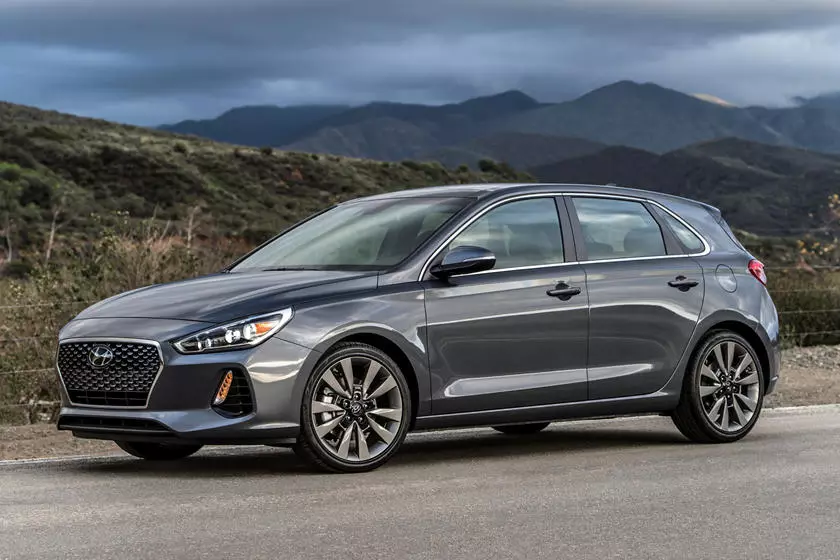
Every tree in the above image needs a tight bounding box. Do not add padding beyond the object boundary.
[0,164,24,263]
[184,204,202,250]
[43,180,88,264]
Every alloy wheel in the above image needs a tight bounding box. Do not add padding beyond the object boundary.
[310,355,404,462]
[698,340,761,433]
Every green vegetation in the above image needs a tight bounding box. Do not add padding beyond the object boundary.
[0,100,530,272]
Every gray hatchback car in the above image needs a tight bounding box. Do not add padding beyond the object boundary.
[56,183,780,472]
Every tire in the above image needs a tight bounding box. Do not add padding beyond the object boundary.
[294,342,412,473]
[671,330,765,443]
[115,441,203,460]
[492,422,550,435]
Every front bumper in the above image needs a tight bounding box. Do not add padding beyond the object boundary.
[56,318,319,444]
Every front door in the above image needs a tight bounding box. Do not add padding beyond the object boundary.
[423,197,589,414]
[568,195,705,400]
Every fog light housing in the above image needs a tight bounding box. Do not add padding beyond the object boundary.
[214,371,234,405]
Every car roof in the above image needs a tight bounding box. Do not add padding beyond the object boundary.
[354,183,717,212]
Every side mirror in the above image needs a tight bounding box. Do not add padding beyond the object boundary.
[430,246,496,278]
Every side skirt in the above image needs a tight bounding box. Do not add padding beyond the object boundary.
[413,391,679,430]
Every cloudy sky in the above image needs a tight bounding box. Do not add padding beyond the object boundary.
[2,0,840,125]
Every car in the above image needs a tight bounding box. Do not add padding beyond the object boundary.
[55,183,780,472]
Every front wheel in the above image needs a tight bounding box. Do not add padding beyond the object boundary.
[671,331,765,443]
[294,343,412,473]
[115,441,203,460]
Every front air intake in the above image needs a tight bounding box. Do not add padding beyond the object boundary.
[212,369,254,417]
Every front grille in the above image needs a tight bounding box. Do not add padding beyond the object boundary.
[57,341,162,407]
[58,416,171,434]
[214,369,254,416]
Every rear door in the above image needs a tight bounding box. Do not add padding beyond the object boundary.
[423,196,589,414]
[567,195,705,400]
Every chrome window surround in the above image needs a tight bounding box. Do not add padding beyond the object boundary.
[56,337,165,410]
[419,192,711,280]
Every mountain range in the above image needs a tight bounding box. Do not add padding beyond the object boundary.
[530,138,840,236]
[162,81,840,168]
[3,92,840,249]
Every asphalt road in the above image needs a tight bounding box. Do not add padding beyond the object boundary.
[2,406,840,560]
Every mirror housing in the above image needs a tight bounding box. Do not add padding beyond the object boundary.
[430,245,496,278]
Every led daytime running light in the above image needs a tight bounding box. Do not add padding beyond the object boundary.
[173,308,293,354]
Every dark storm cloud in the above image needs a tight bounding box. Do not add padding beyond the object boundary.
[2,0,840,123]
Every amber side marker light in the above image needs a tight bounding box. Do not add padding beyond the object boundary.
[214,371,234,405]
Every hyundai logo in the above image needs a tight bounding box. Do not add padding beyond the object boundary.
[88,345,114,368]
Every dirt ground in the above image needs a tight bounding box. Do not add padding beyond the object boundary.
[3,345,840,461]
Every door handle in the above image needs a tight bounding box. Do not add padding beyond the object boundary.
[546,283,582,300]
[668,276,699,290]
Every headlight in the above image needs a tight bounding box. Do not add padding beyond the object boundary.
[173,308,293,354]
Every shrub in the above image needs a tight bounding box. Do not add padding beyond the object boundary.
[260,146,274,156]
[401,160,422,171]
[0,162,23,181]
[477,159,497,173]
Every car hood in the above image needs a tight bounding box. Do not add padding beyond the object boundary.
[74,270,379,323]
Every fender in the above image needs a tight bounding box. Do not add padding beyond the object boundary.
[658,308,765,398]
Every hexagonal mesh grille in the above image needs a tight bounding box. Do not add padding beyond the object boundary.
[57,342,162,407]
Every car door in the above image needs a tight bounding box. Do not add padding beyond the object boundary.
[423,196,589,415]
[567,195,705,400]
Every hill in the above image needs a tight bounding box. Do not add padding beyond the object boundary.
[160,105,349,148]
[424,132,606,169]
[498,81,784,153]
[284,90,544,161]
[530,138,840,235]
[0,101,529,265]
[160,82,840,161]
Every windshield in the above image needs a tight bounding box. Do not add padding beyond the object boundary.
[231,197,470,271]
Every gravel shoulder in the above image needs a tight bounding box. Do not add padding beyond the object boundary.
[3,345,839,461]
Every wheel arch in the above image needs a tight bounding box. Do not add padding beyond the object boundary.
[309,325,427,425]
[333,332,420,428]
[693,320,772,392]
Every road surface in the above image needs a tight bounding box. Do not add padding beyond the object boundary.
[2,406,840,559]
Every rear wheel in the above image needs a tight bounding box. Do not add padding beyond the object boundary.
[672,331,764,443]
[294,343,412,473]
[492,422,550,435]
[115,441,203,460]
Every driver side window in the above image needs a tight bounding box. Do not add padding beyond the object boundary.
[448,198,565,270]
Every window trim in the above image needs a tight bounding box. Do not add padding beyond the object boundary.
[650,204,706,255]
[433,195,569,277]
[418,192,710,280]
[566,195,679,261]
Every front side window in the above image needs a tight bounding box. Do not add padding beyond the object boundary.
[231,197,469,271]
[448,198,564,269]
[572,197,666,260]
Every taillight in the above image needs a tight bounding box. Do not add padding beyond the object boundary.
[748,259,767,286]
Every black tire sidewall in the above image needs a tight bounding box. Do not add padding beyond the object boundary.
[299,343,412,472]
[685,331,765,442]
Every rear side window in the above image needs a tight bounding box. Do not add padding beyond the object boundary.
[449,198,564,269]
[572,197,666,260]
[659,211,706,253]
